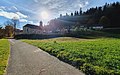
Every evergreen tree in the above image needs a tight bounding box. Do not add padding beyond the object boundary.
[98,7,102,11]
[112,2,116,7]
[60,14,62,17]
[76,11,79,15]
[103,3,107,11]
[80,8,82,15]
[71,13,73,16]
[66,13,69,16]
[74,11,77,16]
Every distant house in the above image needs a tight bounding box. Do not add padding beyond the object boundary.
[23,21,43,34]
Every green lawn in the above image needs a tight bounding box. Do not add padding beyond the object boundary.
[0,39,10,75]
[23,37,120,75]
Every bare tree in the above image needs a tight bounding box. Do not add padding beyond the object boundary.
[4,17,19,37]
[5,25,14,37]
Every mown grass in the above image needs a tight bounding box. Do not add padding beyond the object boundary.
[0,39,10,75]
[23,37,120,75]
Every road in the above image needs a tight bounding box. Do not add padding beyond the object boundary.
[5,39,84,75]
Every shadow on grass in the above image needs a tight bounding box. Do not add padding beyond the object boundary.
[14,30,120,40]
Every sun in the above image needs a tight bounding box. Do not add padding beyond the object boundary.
[41,11,49,19]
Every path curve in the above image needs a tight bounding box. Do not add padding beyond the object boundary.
[5,39,84,75]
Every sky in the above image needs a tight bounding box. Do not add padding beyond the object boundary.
[0,0,119,29]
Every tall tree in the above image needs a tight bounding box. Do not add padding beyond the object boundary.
[66,13,69,16]
[71,13,73,16]
[76,11,79,15]
[103,3,107,12]
[80,8,82,15]
[98,7,102,11]
[60,14,62,17]
[74,11,77,16]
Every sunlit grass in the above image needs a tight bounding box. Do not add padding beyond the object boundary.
[23,37,120,75]
[0,39,10,75]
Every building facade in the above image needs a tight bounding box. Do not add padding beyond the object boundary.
[23,21,43,34]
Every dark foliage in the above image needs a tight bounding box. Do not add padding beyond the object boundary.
[48,2,120,31]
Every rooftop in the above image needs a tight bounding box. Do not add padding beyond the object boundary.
[24,24,42,30]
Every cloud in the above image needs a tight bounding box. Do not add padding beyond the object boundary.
[0,6,6,10]
[0,0,90,25]
[11,6,18,11]
[34,0,38,3]
[27,21,39,25]
[0,10,28,19]
[0,6,18,11]
[36,0,90,15]
[19,19,28,22]
[78,1,89,8]
[26,0,91,22]
[16,12,28,18]
[85,1,89,5]
[79,4,83,8]
[0,9,28,22]
[0,9,20,19]
[28,21,34,24]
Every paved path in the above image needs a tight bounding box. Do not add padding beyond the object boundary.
[5,39,84,75]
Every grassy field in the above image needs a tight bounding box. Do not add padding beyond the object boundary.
[23,37,120,75]
[0,39,10,75]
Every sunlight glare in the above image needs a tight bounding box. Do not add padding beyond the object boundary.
[41,11,49,19]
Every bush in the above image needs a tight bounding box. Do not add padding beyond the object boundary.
[81,63,119,75]
[71,58,85,69]
[81,63,96,75]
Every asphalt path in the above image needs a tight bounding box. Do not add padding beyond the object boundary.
[5,39,84,75]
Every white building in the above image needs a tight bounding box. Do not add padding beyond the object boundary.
[23,21,43,34]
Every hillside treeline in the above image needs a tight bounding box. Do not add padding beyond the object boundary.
[48,2,120,31]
